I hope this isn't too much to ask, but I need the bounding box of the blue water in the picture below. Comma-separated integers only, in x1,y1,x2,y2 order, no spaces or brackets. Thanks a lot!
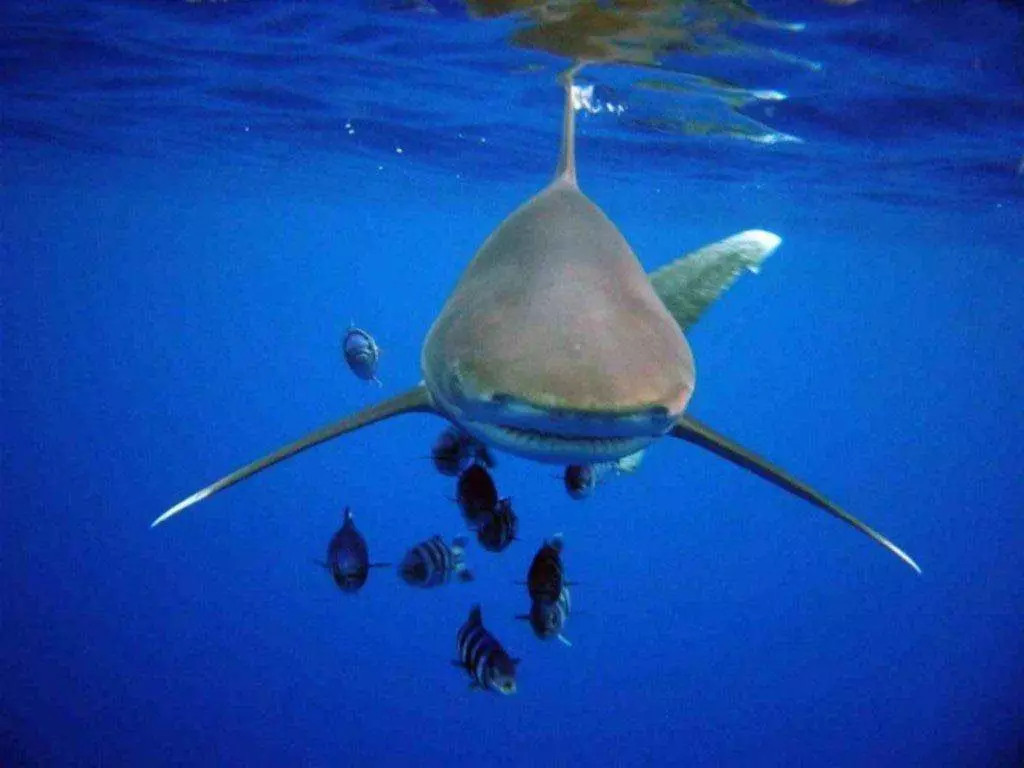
2,1,1022,766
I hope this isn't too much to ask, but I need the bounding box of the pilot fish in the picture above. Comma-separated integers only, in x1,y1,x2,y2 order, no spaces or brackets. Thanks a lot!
455,605,519,695
431,427,495,477
398,534,474,588
456,463,499,528
317,507,389,594
342,326,381,386
519,586,572,647
476,498,518,553
525,534,566,603
564,464,599,500
564,451,645,500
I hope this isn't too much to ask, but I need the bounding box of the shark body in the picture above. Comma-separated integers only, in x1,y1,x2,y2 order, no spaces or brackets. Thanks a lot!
155,65,919,574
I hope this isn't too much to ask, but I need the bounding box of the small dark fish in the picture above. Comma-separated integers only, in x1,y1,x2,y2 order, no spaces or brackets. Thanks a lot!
317,507,389,594
456,464,498,528
455,605,518,694
398,535,474,588
431,427,496,477
525,534,565,603
563,451,644,500
476,498,518,553
432,427,471,477
518,586,572,647
342,326,381,386
564,464,598,500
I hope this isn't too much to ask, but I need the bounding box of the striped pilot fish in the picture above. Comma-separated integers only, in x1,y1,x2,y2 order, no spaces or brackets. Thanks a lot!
398,535,474,588
525,534,566,603
455,605,519,695
342,325,382,386
476,498,518,553
519,586,572,647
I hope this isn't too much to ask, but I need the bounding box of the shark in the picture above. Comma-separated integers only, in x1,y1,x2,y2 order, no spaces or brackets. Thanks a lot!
154,64,920,574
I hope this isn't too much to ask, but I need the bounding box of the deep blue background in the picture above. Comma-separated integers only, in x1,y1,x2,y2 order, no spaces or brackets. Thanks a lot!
3,1,1022,766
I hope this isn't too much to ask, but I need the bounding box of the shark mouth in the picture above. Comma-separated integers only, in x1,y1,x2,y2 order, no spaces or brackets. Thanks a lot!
462,418,654,464
426,366,681,463
447,394,675,464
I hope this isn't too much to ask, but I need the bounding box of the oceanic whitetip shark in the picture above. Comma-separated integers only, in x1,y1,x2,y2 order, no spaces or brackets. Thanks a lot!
154,65,920,574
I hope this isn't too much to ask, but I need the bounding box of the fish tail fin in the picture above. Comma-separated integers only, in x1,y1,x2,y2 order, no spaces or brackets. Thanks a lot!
152,384,436,527
670,414,921,574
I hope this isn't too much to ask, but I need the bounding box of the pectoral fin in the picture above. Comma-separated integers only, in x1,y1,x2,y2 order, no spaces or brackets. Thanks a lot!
650,230,780,331
670,414,921,574
153,384,437,527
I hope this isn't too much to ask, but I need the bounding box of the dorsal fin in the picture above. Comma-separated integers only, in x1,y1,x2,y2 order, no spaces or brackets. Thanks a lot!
555,61,585,186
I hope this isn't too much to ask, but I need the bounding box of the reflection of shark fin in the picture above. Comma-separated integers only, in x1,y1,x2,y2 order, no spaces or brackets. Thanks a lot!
554,61,585,185
649,230,780,331
670,414,921,574
153,385,436,527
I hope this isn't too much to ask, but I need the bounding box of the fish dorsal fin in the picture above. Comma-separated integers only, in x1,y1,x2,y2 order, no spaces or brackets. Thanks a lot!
555,62,585,187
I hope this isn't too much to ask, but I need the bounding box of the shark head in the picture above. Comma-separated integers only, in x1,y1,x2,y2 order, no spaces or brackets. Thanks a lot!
421,178,694,465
